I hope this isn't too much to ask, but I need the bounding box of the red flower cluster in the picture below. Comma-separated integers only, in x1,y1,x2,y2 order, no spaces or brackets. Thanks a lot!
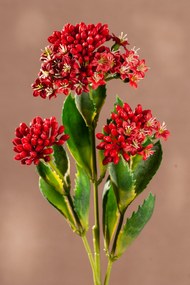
96,102,170,165
13,117,69,165
32,22,148,99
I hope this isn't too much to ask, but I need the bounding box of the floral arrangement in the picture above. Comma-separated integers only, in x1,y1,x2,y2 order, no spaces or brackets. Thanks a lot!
13,22,169,285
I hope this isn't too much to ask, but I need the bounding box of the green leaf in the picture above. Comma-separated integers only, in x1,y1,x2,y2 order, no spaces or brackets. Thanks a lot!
111,95,123,113
52,145,70,188
111,43,120,52
75,92,96,126
115,193,155,258
36,161,63,195
73,165,91,230
90,85,107,122
39,178,75,229
109,157,136,213
75,86,107,127
115,95,123,107
62,94,92,178
102,179,119,251
132,141,162,195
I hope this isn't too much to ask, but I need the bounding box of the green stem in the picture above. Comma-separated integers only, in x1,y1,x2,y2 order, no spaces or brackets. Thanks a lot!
92,181,101,284
82,235,98,284
103,212,124,285
104,259,113,285
90,126,101,285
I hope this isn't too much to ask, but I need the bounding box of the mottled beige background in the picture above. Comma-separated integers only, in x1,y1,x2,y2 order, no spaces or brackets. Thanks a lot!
0,0,189,284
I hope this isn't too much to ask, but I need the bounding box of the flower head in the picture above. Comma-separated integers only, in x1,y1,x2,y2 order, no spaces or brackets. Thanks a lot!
32,22,148,99
96,101,170,165
13,117,69,165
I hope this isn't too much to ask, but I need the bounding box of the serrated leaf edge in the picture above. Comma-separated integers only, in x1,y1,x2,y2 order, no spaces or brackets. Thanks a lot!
115,193,155,258
125,192,155,224
39,178,76,230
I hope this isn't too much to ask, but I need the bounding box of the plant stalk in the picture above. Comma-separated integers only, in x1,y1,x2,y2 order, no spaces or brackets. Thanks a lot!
104,259,113,285
82,235,98,285
103,211,125,285
90,126,101,285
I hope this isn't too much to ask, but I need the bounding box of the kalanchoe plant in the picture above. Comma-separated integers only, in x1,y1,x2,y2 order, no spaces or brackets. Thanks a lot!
13,22,170,285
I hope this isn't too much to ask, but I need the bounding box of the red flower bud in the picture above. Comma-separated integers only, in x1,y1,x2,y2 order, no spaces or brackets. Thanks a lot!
23,143,32,151
96,133,104,139
13,117,69,166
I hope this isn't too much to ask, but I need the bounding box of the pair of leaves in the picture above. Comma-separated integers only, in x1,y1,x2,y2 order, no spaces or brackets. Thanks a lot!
36,146,77,229
108,141,162,212
115,193,155,258
39,178,76,230
62,86,106,177
103,184,155,259
62,94,92,178
75,86,107,127
37,146,90,233
103,141,162,256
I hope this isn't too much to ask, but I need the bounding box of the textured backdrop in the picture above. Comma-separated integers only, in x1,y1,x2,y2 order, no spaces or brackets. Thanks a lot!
0,0,189,284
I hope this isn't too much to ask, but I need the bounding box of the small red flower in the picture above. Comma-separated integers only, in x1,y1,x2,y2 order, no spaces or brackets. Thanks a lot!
138,144,155,160
13,117,69,165
128,73,140,88
111,32,129,49
136,59,149,77
155,122,170,140
32,78,56,99
92,51,115,73
88,73,106,90
96,101,170,165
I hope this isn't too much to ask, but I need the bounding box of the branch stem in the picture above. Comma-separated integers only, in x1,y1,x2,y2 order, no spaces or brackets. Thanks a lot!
82,235,98,284
90,125,101,285
104,259,113,285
